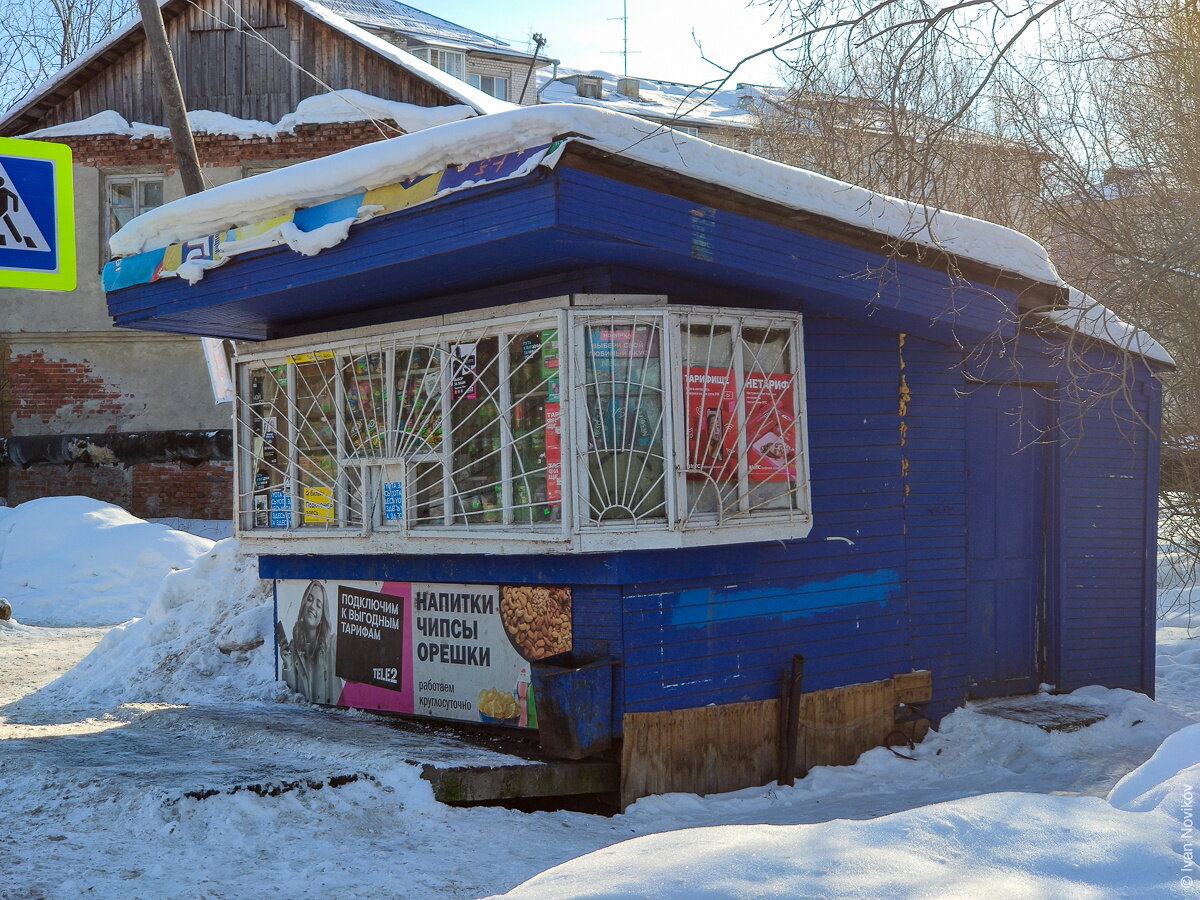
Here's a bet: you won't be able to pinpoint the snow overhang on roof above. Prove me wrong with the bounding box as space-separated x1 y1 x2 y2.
538 69 759 131
314 0 512 52
0 0 511 135
103 103 1172 366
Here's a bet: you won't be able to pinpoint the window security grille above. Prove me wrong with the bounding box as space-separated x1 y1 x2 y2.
235 306 810 548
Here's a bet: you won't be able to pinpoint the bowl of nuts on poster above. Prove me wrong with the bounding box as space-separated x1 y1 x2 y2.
499 585 572 661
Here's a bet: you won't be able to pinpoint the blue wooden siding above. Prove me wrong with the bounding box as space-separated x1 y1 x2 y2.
900 335 971 718
1054 356 1159 695
261 316 1162 732
619 316 912 716
107 164 1023 344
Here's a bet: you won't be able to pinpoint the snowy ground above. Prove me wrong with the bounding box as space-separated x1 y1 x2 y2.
1 497 1198 899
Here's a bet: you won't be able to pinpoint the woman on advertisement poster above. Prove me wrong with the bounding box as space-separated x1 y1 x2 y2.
279 580 342 705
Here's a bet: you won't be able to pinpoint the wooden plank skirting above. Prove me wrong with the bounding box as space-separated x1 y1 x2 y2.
620 670 931 808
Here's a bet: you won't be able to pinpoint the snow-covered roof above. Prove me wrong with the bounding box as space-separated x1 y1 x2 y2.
21 92 473 140
107 103 1171 365
538 67 762 131
314 0 512 52
290 1 515 115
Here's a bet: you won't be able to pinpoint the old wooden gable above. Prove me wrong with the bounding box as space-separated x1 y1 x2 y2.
1 0 461 135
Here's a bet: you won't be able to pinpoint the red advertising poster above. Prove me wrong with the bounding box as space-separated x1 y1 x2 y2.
683 367 738 481
744 372 798 482
545 401 562 502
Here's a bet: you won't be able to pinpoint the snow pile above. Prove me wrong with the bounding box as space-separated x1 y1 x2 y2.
1108 722 1200 811
495 790 1189 899
617 686 1188 834
1158 538 1199 626
23 109 169 140
274 90 473 133
23 91 474 141
33 537 277 708
496 708 1197 899
0 497 213 627
1155 627 1200 723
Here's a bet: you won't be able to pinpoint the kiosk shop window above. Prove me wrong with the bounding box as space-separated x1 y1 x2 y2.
235 306 810 548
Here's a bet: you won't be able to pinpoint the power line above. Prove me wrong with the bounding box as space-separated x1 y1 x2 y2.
185 0 403 139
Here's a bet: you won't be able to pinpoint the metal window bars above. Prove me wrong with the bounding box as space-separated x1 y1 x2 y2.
234 305 809 540
672 311 808 526
236 311 566 535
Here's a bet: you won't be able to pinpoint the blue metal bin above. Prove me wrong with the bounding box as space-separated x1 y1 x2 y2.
531 653 617 760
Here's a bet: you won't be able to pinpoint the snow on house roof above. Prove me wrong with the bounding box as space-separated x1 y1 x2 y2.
107 103 1171 365
21 92 473 141
313 0 512 52
0 0 508 134
291 1 515 115
538 67 762 131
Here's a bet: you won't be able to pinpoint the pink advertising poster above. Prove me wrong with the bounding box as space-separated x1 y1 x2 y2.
682 366 738 481
744 372 798 482
276 579 573 729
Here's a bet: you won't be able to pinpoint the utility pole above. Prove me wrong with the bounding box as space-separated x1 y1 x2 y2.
521 33 547 105
136 2 229 404
136 0 205 195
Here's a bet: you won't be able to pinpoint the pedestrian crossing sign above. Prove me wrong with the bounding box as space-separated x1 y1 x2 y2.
0 137 74 291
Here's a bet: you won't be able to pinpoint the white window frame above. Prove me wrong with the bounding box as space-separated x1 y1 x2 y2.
468 73 509 102
103 173 164 256
411 47 467 81
234 301 811 554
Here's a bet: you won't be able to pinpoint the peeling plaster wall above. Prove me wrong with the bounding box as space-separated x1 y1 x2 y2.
0 125 396 515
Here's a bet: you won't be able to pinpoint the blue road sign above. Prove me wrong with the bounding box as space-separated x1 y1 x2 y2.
0 137 75 291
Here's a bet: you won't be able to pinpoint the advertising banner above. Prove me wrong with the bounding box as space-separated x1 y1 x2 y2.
682 366 738 481
277 579 573 729
744 373 798 482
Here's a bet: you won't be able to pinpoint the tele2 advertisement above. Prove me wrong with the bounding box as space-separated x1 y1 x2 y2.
276 579 572 728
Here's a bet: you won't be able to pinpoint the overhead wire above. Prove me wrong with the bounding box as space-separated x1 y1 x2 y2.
182 0 403 139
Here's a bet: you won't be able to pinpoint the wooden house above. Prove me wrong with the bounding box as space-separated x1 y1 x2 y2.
101 104 1167 800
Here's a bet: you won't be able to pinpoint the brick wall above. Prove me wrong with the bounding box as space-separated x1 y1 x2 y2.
56 121 391 170
6 461 233 520
8 350 133 431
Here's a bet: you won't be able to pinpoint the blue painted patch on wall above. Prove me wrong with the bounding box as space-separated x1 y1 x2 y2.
664 568 906 628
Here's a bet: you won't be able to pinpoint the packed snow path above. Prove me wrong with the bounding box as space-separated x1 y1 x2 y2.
0 499 1197 898
2 620 1196 897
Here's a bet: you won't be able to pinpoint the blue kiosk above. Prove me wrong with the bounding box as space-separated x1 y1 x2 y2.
103 105 1169 800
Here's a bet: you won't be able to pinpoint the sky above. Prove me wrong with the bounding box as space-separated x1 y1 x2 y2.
427 0 788 87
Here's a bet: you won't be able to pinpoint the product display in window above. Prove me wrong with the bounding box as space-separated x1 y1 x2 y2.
234 306 809 544
509 328 561 523
582 320 667 522
246 365 290 529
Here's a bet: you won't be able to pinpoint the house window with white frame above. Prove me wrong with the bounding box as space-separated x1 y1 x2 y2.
235 304 810 551
105 174 163 250
468 73 509 101
411 47 467 81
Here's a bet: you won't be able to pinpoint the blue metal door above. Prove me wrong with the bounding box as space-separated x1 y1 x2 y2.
966 385 1048 698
